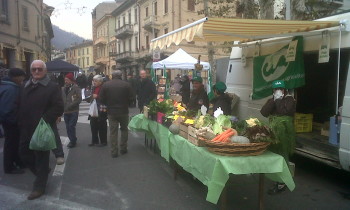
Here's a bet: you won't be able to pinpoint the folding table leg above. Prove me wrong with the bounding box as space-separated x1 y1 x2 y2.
259 174 265 210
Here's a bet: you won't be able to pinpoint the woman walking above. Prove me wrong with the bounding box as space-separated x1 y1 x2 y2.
88 75 107 146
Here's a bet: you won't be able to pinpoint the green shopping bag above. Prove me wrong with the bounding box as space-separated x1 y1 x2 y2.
29 118 57 151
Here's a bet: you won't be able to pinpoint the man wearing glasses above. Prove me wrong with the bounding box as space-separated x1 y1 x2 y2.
18 60 64 200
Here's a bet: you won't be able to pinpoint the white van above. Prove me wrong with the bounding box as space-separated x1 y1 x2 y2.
225 13 350 171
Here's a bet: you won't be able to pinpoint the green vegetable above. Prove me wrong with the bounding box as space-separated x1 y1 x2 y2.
148 100 174 115
212 115 232 134
232 120 248 136
194 114 215 129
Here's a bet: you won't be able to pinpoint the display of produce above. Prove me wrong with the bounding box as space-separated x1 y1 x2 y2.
148 99 174 116
210 128 237 143
144 99 277 156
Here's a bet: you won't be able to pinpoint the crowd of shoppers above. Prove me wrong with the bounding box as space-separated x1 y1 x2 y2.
1 63 210 200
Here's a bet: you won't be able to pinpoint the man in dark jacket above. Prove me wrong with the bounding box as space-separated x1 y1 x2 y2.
127 73 138 107
100 70 135 157
0 68 26 174
18 60 64 200
260 80 296 195
210 82 232 115
180 75 190 105
137 70 156 112
187 76 209 111
75 72 87 89
62 73 82 148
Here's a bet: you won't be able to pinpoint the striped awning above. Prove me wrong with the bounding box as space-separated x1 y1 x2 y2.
150 17 339 50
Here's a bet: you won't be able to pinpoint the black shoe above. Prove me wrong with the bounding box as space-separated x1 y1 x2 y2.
111 153 118 158
268 183 287 195
67 142 76 148
27 190 44 200
97 143 107 147
5 168 25 174
88 143 95 147
120 150 128 155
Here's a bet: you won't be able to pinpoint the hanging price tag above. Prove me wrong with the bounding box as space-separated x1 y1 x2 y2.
318 31 330 63
254 42 260 57
286 40 298 62
241 46 247 67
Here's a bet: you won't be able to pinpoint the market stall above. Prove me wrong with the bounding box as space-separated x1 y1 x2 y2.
129 114 295 206
135 17 342 209
129 99 296 209
152 48 210 70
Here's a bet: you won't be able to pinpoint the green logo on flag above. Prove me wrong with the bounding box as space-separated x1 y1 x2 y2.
252 36 305 100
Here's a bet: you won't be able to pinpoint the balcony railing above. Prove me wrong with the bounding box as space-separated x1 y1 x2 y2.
143 15 160 32
115 24 133 39
95 56 109 64
94 36 107 46
115 51 139 63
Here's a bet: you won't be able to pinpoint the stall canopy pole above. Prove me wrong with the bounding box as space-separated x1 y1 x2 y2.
336 27 342 115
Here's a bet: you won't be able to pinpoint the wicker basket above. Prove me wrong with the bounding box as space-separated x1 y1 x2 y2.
204 141 270 156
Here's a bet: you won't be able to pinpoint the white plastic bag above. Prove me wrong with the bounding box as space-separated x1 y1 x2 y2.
88 99 99 117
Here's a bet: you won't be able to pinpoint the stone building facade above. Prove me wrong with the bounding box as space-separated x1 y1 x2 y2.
65 40 93 73
0 0 54 76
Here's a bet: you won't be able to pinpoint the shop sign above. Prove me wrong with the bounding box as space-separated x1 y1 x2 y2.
153 48 160 62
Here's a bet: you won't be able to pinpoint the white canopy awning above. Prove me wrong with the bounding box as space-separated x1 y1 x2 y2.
152 48 210 70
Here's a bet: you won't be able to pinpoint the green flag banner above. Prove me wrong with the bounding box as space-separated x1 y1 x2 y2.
207 67 214 101
163 66 170 99
151 66 157 83
252 36 305 100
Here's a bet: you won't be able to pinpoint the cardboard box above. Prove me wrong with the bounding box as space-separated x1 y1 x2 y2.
321 121 330 137
321 128 329 137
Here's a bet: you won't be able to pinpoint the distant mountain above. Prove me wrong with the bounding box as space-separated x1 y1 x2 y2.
51 25 87 51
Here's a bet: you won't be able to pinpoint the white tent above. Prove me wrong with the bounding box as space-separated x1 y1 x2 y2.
152 48 210 70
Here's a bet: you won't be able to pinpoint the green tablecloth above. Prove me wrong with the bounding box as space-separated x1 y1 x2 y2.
129 114 295 204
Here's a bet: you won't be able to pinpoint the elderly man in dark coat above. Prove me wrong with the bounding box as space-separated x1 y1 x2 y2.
100 70 135 157
18 60 64 200
136 70 156 112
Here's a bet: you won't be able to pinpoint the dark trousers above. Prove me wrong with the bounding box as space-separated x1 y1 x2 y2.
3 123 23 172
51 125 64 158
90 112 107 144
19 143 50 192
64 112 78 143
108 114 129 155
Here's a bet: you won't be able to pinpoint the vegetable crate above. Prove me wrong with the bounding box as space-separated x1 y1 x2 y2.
179 123 189 139
294 113 313 133
187 126 205 147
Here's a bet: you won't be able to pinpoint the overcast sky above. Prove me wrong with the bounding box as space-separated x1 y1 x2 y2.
44 0 113 39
